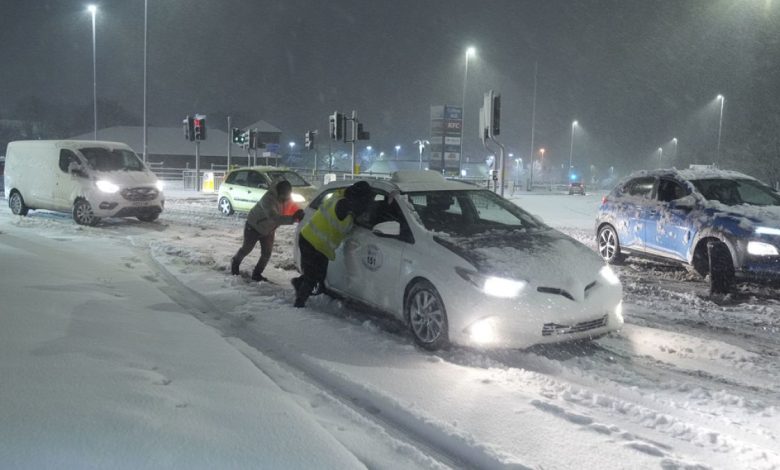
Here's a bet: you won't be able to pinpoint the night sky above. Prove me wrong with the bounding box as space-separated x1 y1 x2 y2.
2 0 779 173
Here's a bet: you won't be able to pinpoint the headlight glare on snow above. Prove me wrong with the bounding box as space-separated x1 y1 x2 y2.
96 180 120 193
599 265 621 286
614 300 624 323
747 241 779 256
156 180 165 192
291 193 306 203
755 226 780 236
455 267 526 298
467 317 497 344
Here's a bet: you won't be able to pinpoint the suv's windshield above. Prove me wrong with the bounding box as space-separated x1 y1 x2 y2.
407 190 544 235
79 147 145 172
691 178 780 206
266 171 309 187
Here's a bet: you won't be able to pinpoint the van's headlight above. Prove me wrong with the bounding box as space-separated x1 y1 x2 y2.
599 265 621 286
96 180 119 193
747 241 779 256
156 180 164 192
456 267 527 298
291 193 305 203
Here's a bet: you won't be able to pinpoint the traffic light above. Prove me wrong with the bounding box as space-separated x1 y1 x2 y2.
304 131 314 150
183 116 194 141
329 112 344 141
491 93 501 137
193 115 207 141
249 129 258 150
483 90 501 139
231 127 243 144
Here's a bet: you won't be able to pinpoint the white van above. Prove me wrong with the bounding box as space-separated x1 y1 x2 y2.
4 140 164 225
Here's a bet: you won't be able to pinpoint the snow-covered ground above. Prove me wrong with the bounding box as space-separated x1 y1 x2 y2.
1 187 778 469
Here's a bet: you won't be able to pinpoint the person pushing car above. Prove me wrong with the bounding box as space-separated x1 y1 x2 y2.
231 179 304 281
292 180 373 307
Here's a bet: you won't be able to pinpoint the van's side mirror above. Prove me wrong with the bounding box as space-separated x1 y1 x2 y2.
372 221 401 237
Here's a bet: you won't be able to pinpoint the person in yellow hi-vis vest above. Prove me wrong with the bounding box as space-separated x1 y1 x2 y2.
292 180 373 308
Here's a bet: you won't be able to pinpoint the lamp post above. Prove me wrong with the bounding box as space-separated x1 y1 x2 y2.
460 46 476 174
88 5 98 140
289 141 295 156
414 139 430 170
568 120 578 179
658 147 663 166
716 94 725 161
672 137 678 159
395 145 401 159
142 0 148 162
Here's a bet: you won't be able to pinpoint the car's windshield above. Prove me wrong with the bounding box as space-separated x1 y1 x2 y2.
691 178 780 206
407 189 544 235
266 171 309 187
79 147 145 172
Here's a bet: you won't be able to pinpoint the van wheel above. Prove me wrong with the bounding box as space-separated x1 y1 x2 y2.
218 197 234 216
137 213 159 222
405 280 449 350
73 199 100 226
9 191 29 216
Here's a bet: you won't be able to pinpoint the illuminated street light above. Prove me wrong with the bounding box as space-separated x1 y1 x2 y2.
395 145 401 159
460 46 476 174
414 139 430 170
568 121 578 178
87 4 98 140
289 142 295 151
672 137 678 159
716 95 725 161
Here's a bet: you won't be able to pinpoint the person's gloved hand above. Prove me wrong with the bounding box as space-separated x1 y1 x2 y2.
293 209 305 222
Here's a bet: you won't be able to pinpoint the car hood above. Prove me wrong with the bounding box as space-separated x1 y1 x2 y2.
435 229 605 288
704 202 780 230
91 170 158 186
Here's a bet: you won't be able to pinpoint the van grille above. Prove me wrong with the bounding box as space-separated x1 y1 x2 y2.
541 315 608 336
121 187 159 201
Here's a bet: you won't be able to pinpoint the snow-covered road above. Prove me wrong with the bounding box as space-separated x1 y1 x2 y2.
1 189 778 469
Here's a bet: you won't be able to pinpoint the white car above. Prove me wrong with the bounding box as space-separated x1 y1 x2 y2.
295 171 624 350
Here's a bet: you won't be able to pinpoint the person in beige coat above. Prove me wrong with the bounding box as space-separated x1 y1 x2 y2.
231 179 304 281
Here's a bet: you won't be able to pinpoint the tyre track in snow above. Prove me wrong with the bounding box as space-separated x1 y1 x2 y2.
138 245 530 470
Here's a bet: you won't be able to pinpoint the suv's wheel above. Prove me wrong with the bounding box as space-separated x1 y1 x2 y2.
73 199 100 226
708 241 734 294
598 225 625 264
9 191 29 216
405 280 449 350
137 213 159 222
218 197 234 216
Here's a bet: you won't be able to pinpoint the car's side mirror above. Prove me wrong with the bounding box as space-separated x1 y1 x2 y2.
69 167 87 178
372 221 401 237
671 195 696 211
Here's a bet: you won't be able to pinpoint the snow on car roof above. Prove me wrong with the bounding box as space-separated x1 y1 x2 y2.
389 170 476 192
624 166 759 183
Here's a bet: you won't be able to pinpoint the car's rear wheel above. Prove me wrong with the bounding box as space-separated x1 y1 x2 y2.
598 225 625 264
708 241 734 294
405 279 449 350
9 190 29 216
218 197 234 216
73 198 100 226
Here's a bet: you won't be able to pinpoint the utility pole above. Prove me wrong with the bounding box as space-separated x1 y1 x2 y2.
528 62 538 191
226 115 231 168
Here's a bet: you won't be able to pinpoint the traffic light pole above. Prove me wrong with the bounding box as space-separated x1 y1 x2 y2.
226 116 232 169
195 140 201 192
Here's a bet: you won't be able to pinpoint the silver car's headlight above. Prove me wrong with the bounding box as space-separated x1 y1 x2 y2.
456 267 527 298
96 180 119 193
599 265 621 286
747 241 779 256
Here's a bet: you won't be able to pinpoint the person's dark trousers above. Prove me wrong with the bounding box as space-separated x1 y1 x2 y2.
294 234 329 307
232 222 275 280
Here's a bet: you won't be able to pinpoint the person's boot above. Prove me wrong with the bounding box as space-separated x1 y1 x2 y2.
231 258 240 276
251 270 268 282
293 277 313 308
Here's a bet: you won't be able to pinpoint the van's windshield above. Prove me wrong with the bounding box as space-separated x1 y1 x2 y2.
79 147 145 172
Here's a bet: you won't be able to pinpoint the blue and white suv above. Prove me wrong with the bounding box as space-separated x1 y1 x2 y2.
595 167 780 293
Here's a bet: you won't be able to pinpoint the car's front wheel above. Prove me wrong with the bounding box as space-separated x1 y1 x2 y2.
73 199 100 226
9 190 29 216
405 280 449 350
708 241 734 294
218 197 234 216
598 224 625 264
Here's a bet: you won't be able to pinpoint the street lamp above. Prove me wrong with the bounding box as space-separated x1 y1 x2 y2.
716 94 725 161
460 46 476 173
87 4 98 140
414 139 430 170
289 142 295 153
143 0 148 161
568 120 578 178
672 137 678 159
658 147 663 164
395 145 401 159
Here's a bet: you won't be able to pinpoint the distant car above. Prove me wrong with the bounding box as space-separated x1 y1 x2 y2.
217 166 317 215
295 171 624 350
595 167 780 293
568 181 585 195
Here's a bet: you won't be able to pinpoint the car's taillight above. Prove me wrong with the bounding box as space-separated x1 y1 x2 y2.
601 195 608 205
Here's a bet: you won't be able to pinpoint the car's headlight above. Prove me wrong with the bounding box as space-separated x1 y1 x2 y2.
456 267 527 298
96 180 119 193
156 180 164 192
747 241 779 256
291 193 305 203
755 226 780 236
599 265 621 286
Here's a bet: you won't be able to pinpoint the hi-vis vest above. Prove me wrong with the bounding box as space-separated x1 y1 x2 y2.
300 189 354 260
